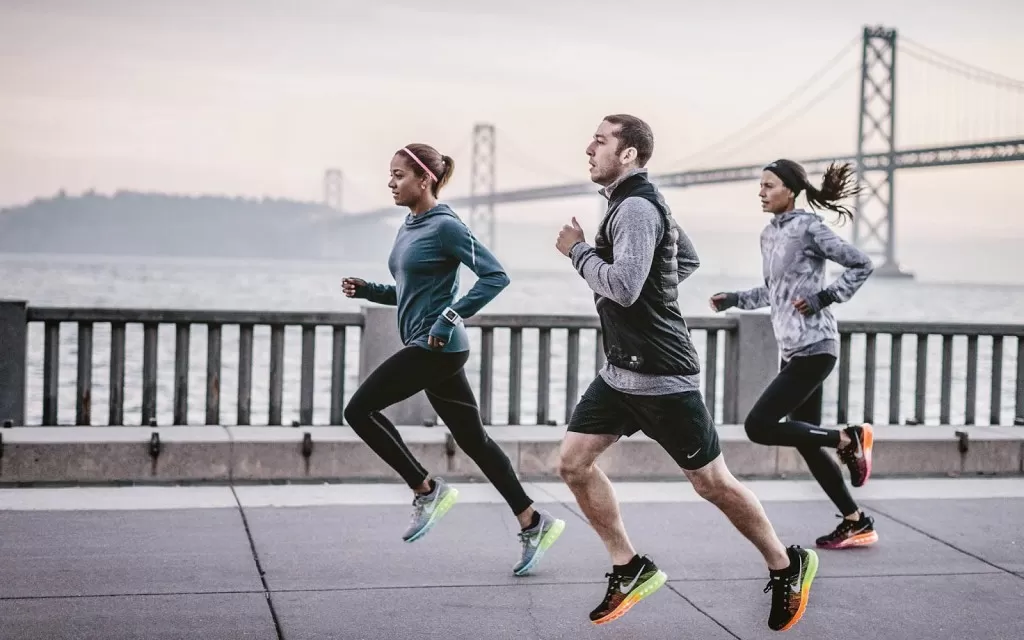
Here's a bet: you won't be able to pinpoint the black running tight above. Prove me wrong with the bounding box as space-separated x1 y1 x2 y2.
343 346 533 516
744 354 858 517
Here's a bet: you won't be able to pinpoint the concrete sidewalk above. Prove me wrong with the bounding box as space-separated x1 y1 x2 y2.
1 478 1023 639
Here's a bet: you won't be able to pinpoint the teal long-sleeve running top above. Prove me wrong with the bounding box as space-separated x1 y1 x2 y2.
356 203 510 353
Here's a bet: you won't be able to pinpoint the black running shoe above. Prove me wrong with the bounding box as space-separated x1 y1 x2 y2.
838 424 874 487
816 513 878 550
765 545 819 631
589 555 668 625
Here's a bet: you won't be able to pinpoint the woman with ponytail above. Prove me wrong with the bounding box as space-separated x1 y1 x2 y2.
709 159 879 551
341 143 564 573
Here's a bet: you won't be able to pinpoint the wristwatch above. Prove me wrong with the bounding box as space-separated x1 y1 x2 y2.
441 307 462 324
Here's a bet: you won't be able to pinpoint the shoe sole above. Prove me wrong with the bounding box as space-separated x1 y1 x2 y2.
591 570 668 626
513 518 566 576
852 424 874 488
778 550 819 632
816 530 879 550
403 487 459 543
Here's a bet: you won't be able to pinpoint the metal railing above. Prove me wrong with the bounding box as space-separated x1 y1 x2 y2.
8 304 1024 427
463 314 736 426
835 321 1024 426
26 308 363 427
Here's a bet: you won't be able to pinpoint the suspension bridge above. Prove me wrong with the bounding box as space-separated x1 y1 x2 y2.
322 25 1024 278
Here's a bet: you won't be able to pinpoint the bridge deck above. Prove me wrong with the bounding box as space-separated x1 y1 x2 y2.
337 139 1024 218
2 478 1023 639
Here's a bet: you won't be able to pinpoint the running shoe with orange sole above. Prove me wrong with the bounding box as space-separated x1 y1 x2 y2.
816 512 879 549
766 546 819 632
839 423 874 487
588 555 667 625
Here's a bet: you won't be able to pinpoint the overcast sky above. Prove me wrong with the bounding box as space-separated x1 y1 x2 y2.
1 0 1022 239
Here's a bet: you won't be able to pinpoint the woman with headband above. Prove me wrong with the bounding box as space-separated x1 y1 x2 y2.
341 143 565 575
709 159 879 551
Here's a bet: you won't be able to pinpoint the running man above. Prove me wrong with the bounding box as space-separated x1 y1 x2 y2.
555 115 817 631
710 158 877 550
343 143 564 575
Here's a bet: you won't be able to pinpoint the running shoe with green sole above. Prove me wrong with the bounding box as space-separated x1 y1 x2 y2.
589 555 668 625
513 509 566 576
765 545 819 631
402 477 459 543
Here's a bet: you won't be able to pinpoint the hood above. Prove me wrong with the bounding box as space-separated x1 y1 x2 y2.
770 208 821 228
404 202 456 227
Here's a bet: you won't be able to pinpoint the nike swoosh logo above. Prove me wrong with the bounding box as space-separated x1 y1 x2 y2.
620 569 644 593
686 449 701 459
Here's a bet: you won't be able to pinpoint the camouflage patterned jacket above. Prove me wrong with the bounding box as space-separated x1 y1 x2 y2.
733 209 874 360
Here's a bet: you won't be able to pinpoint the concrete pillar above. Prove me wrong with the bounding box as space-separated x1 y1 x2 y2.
0 300 28 426
723 313 779 424
358 306 436 426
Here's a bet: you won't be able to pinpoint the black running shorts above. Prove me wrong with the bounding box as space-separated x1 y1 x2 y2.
566 376 721 471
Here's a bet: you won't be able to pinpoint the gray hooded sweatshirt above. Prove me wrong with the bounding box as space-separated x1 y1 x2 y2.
570 168 703 395
732 209 874 360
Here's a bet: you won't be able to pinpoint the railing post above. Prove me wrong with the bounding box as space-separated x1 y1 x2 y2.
724 313 779 424
0 300 28 426
358 306 436 425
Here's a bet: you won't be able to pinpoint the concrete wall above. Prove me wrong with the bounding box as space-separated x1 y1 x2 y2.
1 425 1019 484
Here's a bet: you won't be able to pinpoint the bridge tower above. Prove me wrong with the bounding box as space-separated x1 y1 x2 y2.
324 168 343 212
469 123 497 248
854 26 913 278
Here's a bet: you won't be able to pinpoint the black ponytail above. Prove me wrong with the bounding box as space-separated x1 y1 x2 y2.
806 162 860 224
765 159 861 224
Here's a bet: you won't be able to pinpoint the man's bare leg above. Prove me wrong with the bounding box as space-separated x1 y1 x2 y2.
558 431 669 625
684 455 789 570
684 454 819 631
557 432 636 565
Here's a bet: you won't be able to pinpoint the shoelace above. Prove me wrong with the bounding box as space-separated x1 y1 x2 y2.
409 493 431 522
603 572 625 598
763 572 797 597
837 428 861 463
825 513 863 537
834 516 857 532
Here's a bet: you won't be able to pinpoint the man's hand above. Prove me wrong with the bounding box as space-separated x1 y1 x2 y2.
341 277 367 298
555 217 585 257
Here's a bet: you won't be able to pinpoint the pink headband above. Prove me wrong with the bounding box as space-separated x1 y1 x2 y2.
401 147 438 182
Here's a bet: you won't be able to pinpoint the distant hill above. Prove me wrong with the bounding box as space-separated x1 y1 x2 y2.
0 191 398 261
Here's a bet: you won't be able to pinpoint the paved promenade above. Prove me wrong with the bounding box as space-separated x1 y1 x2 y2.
2 478 1023 639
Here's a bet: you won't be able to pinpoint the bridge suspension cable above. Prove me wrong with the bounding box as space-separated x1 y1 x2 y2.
900 37 1024 90
663 35 860 170
338 27 1024 225
689 64 859 167
897 36 1024 147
